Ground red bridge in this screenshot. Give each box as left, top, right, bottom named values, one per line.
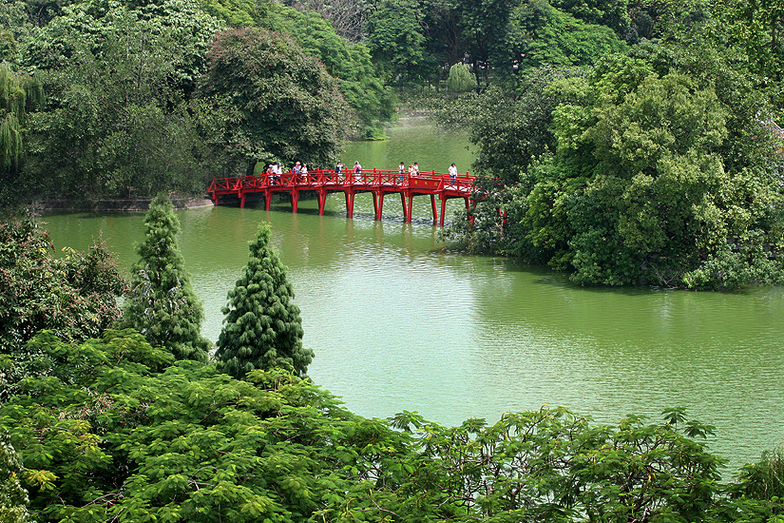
left=208, top=168, right=474, bottom=226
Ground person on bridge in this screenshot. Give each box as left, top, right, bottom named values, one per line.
left=336, top=160, right=344, bottom=179
left=354, top=161, right=362, bottom=181
left=412, top=162, right=419, bottom=175
left=301, top=163, right=308, bottom=182
left=398, top=161, right=405, bottom=183
left=449, top=162, right=457, bottom=183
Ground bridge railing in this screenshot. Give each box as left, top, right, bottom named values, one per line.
left=208, top=168, right=474, bottom=194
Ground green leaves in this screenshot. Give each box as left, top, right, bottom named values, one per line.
left=446, top=41, right=784, bottom=289
left=0, top=214, right=125, bottom=384
left=217, top=223, right=313, bottom=379
left=122, top=193, right=211, bottom=362
left=197, top=26, right=352, bottom=175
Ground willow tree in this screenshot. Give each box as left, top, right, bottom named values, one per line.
left=447, top=62, right=476, bottom=92
left=121, top=193, right=210, bottom=362
left=217, top=223, right=312, bottom=379
left=0, top=62, right=42, bottom=189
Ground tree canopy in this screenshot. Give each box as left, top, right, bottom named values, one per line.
left=0, top=213, right=125, bottom=357
left=121, top=193, right=211, bottom=362
left=196, top=26, right=353, bottom=176
left=439, top=38, right=784, bottom=289
left=217, top=223, right=313, bottom=378
left=2, top=326, right=783, bottom=523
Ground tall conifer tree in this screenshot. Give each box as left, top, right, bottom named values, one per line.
left=122, top=193, right=210, bottom=362
left=217, top=223, right=312, bottom=379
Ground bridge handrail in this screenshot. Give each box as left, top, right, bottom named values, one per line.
left=208, top=167, right=474, bottom=193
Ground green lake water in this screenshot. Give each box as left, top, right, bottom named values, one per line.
left=40, top=116, right=784, bottom=475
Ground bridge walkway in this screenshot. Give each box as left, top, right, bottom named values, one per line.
left=208, top=168, right=474, bottom=226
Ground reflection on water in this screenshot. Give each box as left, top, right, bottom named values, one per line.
left=42, top=205, right=784, bottom=475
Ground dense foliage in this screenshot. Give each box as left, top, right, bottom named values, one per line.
left=0, top=432, right=31, bottom=523
left=2, top=326, right=784, bottom=522
left=0, top=213, right=124, bottom=360
left=439, top=38, right=784, bottom=289
left=196, top=26, right=353, bottom=176
left=121, top=193, right=211, bottom=362
left=0, top=63, right=42, bottom=205
left=23, top=0, right=223, bottom=198
left=217, top=223, right=312, bottom=378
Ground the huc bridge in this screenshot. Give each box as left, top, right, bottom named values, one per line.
left=208, top=168, right=474, bottom=226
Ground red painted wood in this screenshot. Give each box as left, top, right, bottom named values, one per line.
left=206, top=168, right=474, bottom=224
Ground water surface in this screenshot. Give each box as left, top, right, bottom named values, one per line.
left=39, top=116, right=784, bottom=475
left=42, top=204, right=784, bottom=475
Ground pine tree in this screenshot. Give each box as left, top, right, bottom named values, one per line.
left=217, top=223, right=313, bottom=379
left=122, top=193, right=210, bottom=362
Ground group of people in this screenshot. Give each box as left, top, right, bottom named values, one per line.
left=334, top=161, right=363, bottom=180
left=263, top=160, right=459, bottom=185
left=264, top=161, right=309, bottom=184
left=398, top=161, right=420, bottom=182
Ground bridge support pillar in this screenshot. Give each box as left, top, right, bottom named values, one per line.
left=290, top=190, right=300, bottom=213
left=240, top=192, right=246, bottom=208
left=345, top=191, right=355, bottom=218
left=440, top=197, right=448, bottom=227
left=372, top=191, right=384, bottom=220
left=430, top=194, right=437, bottom=224
left=317, top=190, right=327, bottom=215
left=264, top=189, right=272, bottom=211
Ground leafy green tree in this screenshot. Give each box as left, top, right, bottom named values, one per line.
left=0, top=213, right=125, bottom=360
left=0, top=432, right=31, bottom=523
left=196, top=26, right=352, bottom=176
left=0, top=0, right=34, bottom=65
left=626, top=0, right=713, bottom=42
left=551, top=0, right=631, bottom=35
left=538, top=49, right=784, bottom=288
left=24, top=0, right=220, bottom=199
left=0, top=325, right=764, bottom=523
left=0, top=62, right=42, bottom=203
left=121, top=193, right=211, bottom=362
left=365, top=0, right=437, bottom=84
left=261, top=4, right=395, bottom=139
left=453, top=0, right=518, bottom=85
left=447, top=62, right=476, bottom=92
left=716, top=0, right=784, bottom=82
left=444, top=42, right=784, bottom=289
left=511, top=1, right=627, bottom=70
left=0, top=329, right=414, bottom=522
left=217, top=223, right=313, bottom=379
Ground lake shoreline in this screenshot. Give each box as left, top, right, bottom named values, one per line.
left=31, top=194, right=214, bottom=213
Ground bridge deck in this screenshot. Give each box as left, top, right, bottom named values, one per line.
left=208, top=168, right=474, bottom=226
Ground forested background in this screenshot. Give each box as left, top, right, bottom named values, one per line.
left=3, top=0, right=784, bottom=287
